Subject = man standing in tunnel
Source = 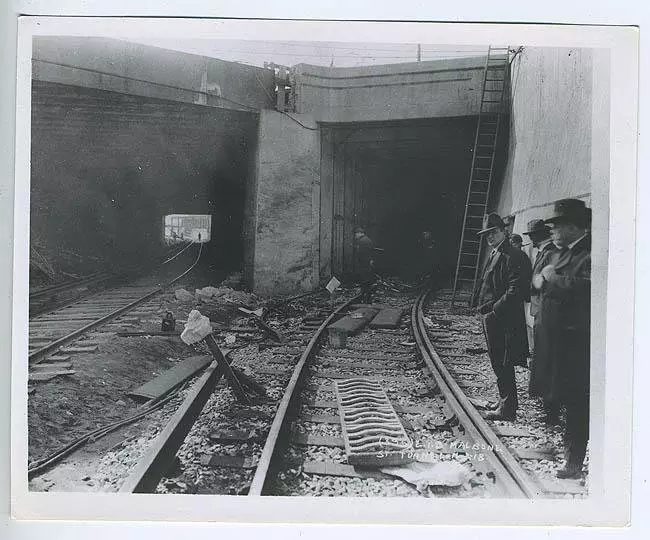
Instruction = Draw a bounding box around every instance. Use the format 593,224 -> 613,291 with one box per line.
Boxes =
525,219 -> 561,425
532,199 -> 591,478
353,226 -> 375,302
472,213 -> 530,421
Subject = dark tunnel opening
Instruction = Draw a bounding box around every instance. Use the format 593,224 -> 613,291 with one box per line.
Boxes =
29,80 -> 257,286
323,116 -> 509,286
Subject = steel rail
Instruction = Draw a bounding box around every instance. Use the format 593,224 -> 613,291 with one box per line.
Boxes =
119,358 -> 221,493
247,291 -> 363,495
412,290 -> 544,498
29,271 -> 113,300
29,243 -> 203,364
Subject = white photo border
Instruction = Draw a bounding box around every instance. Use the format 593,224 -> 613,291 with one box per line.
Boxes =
9,16 -> 638,526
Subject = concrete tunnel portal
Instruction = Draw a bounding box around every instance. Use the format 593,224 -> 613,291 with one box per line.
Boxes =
30,38 -> 513,296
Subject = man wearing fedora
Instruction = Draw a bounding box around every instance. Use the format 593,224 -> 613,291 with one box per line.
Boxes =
532,198 -> 591,479
472,213 -> 530,421
524,219 -> 561,425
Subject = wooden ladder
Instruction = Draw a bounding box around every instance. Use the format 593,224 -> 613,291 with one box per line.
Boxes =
451,46 -> 511,306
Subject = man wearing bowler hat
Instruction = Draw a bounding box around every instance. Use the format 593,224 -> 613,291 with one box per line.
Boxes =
524,219 -> 561,424
472,213 -> 530,421
532,198 -> 591,478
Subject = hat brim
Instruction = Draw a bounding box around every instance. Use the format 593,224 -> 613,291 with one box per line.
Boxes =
522,229 -> 550,236
476,226 -> 499,235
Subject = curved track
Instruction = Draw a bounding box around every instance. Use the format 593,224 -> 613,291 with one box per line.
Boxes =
28,242 -> 202,364
116,287 -> 551,497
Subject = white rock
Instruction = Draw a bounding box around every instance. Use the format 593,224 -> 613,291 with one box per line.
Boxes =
180,310 -> 213,345
175,288 -> 195,302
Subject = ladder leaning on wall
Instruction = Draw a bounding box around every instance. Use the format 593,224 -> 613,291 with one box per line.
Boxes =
451,46 -> 511,306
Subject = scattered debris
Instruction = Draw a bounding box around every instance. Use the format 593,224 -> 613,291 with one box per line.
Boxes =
174,288 -> 194,302
381,461 -> 471,490
180,310 -> 213,345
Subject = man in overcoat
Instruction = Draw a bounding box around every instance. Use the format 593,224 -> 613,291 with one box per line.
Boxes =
532,198 -> 591,478
472,213 -> 530,421
524,219 -> 560,424
353,226 -> 375,302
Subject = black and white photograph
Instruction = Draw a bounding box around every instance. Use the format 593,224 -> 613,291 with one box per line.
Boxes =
7,16 -> 638,526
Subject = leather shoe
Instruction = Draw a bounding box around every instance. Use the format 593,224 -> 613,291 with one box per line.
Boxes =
556,463 -> 583,479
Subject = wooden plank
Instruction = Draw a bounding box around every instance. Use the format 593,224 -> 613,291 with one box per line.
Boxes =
291,433 -> 344,448
31,362 -> 73,370
29,370 -> 76,382
457,380 -> 484,388
127,355 -> 212,400
317,359 -> 418,371
230,409 -> 272,420
448,367 -> 479,376
301,413 -> 340,424
319,127 -> 334,281
492,425 -> 537,437
209,429 -> 259,443
116,331 -> 181,337
320,350 -> 412,362
205,454 -> 257,469
327,307 -> 379,336
540,478 -> 587,495
58,345 -> 98,353
301,460 -> 394,480
46,354 -> 71,362
513,447 -> 557,460
369,307 -> 404,329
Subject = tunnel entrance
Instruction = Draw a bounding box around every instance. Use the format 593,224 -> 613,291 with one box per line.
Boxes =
320,117 -> 479,285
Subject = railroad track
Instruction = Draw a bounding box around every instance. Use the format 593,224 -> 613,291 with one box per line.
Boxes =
117,284 -> 573,498
28,242 -> 202,368
29,242 -> 194,317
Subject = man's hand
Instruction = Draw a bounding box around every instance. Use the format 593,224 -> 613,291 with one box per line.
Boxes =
541,265 -> 556,281
532,273 -> 545,290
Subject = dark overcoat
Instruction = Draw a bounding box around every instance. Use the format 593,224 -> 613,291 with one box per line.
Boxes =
529,241 -> 558,319
529,235 -> 591,401
472,240 -> 530,368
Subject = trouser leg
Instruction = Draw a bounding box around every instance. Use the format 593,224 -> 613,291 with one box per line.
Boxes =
562,330 -> 590,466
483,312 -> 518,412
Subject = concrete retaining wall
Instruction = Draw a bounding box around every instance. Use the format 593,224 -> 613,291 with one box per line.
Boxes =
33,36 -> 276,112
293,56 -> 486,122
248,110 -> 320,295
495,47 -> 609,233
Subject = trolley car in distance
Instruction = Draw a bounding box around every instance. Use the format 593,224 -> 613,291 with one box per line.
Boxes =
163,214 -> 212,244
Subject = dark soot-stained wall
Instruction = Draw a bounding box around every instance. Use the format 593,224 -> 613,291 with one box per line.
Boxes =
31,81 -> 258,275
322,117 -> 486,284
